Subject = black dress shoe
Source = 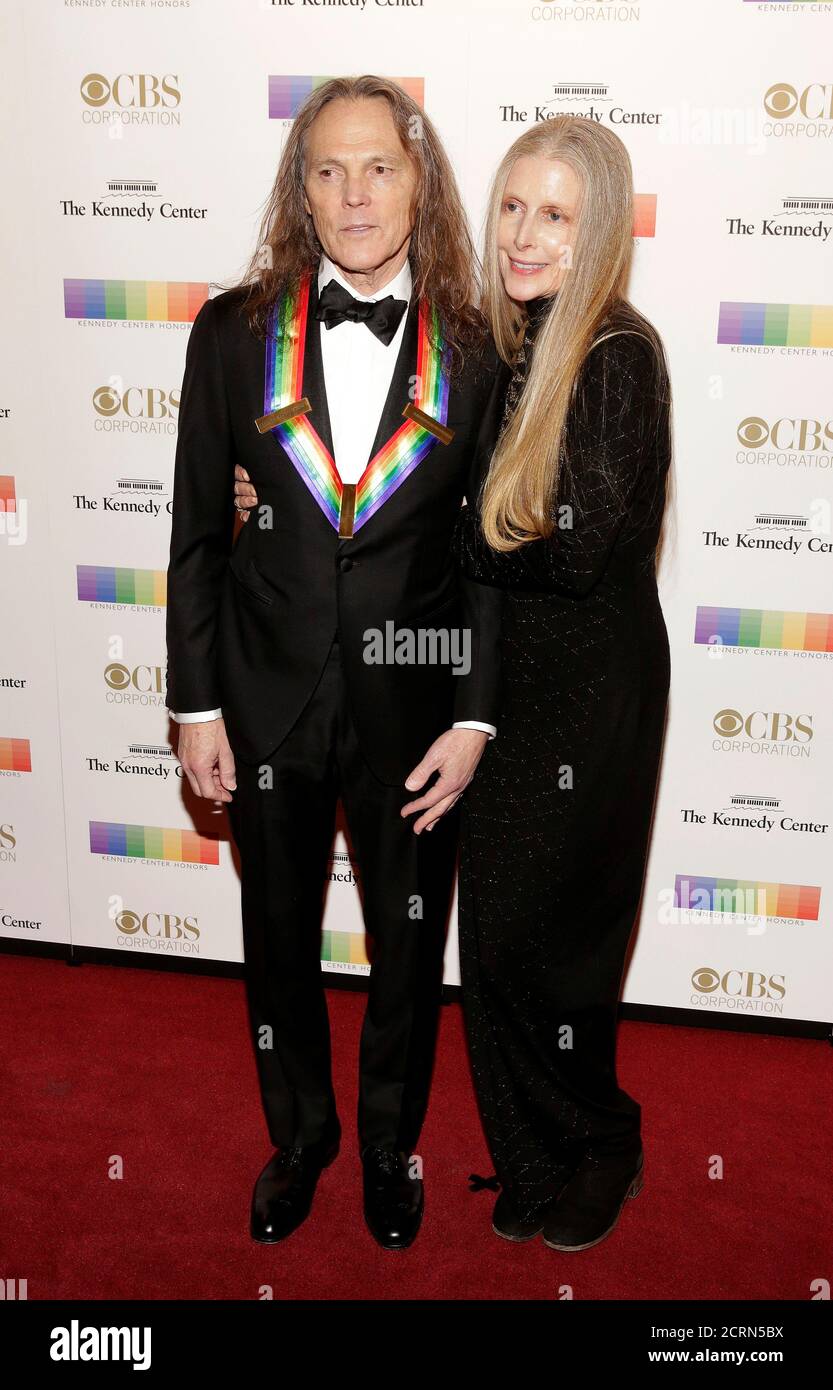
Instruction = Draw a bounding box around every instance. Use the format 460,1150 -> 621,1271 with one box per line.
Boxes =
541,1146 -> 644,1252
362,1146 -> 423,1251
250,1136 -> 339,1244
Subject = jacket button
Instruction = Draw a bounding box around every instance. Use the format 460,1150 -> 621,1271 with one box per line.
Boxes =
338,556 -> 353,573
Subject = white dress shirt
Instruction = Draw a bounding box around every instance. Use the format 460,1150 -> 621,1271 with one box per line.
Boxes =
170,253 -> 496,739
317,252 -> 411,483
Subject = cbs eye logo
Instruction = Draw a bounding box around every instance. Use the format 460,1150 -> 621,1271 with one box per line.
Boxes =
80,74 -> 110,107
692,967 -> 720,993
115,910 -> 141,933
105,664 -> 131,691
737,418 -> 768,449
93,387 -> 121,418
714,709 -> 742,738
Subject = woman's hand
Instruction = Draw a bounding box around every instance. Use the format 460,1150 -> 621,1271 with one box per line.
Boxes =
234,464 -> 259,522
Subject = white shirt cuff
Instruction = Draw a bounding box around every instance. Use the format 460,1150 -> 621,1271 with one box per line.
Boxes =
170,712 -> 494,738
452,720 -> 497,739
169,708 -> 223,723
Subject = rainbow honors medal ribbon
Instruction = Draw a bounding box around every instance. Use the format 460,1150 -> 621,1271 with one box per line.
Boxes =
256,272 -> 453,537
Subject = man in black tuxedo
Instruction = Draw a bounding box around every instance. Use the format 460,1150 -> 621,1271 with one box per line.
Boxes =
165,77 -> 500,1250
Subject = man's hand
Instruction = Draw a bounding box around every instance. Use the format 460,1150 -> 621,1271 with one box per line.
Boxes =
176,718 -> 237,803
234,463 -> 259,521
401,728 -> 489,834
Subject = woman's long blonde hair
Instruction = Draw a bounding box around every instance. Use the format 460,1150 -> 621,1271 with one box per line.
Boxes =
480,116 -> 669,551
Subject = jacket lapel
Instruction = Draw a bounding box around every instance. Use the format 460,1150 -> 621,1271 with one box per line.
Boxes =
301,274 -> 336,463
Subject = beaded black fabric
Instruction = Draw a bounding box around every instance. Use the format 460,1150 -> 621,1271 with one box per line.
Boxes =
499,294 -> 554,430
452,307 -> 672,1221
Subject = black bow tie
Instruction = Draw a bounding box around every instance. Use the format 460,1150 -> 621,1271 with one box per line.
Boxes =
315,278 -> 408,346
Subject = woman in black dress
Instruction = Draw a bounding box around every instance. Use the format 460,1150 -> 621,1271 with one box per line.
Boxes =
452,116 -> 673,1251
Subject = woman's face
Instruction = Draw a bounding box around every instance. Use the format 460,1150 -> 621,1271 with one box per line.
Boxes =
497,155 -> 580,303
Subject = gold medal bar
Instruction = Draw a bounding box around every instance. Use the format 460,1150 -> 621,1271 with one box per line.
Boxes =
255,397 -> 312,434
338,483 -> 357,539
402,403 -> 455,446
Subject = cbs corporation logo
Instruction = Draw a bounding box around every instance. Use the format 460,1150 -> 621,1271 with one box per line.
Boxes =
737,416 -> 833,452
80,73 -> 181,110
712,708 -> 814,761
115,909 -> 199,942
691,966 -> 786,1002
93,386 -> 181,421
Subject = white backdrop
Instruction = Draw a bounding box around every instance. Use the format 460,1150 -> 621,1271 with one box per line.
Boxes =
1,0 -> 832,1025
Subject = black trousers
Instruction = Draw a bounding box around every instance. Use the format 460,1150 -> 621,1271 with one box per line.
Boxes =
226,638 -> 459,1154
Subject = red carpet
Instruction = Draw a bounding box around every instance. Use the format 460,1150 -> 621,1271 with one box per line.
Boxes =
0,954 -> 829,1300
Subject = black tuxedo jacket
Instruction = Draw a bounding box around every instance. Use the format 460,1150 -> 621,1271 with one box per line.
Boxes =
165,275 -> 502,784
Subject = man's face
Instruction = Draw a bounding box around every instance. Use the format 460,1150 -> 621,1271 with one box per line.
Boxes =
302,96 -> 418,285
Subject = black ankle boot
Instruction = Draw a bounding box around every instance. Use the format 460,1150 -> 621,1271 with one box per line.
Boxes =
491,1188 -> 548,1242
542,1147 -> 644,1252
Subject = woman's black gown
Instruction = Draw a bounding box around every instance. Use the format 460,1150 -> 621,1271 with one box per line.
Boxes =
452,299 -> 672,1222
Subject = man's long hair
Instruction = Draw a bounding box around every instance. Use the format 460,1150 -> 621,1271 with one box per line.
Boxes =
224,75 -> 486,373
479,116 -> 672,551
